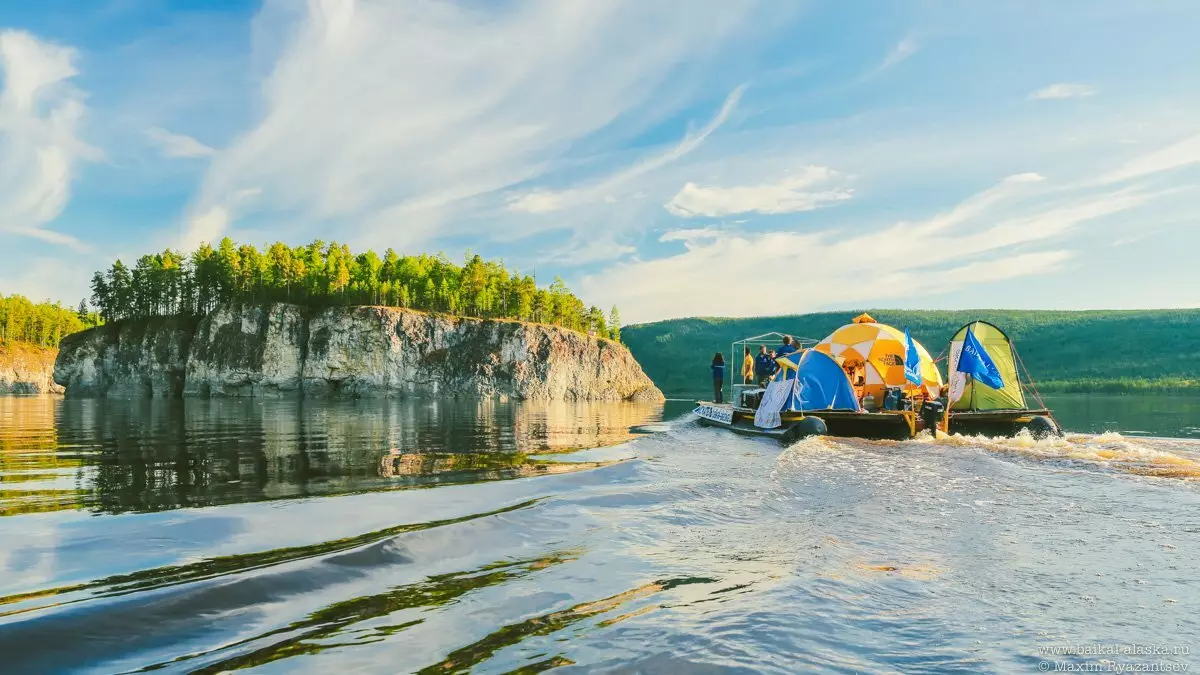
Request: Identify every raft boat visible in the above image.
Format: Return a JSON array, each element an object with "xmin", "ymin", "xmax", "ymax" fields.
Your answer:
[
  {"xmin": 944, "ymin": 321, "xmax": 1061, "ymax": 439},
  {"xmin": 695, "ymin": 316, "xmax": 948, "ymax": 442},
  {"xmin": 695, "ymin": 315, "xmax": 1061, "ymax": 442}
]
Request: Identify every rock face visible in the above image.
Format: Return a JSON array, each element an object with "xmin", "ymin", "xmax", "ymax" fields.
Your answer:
[
  {"xmin": 0, "ymin": 344, "xmax": 63, "ymax": 394},
  {"xmin": 185, "ymin": 304, "xmax": 308, "ymax": 397},
  {"xmin": 54, "ymin": 304, "xmax": 663, "ymax": 402},
  {"xmin": 53, "ymin": 317, "xmax": 200, "ymax": 398}
]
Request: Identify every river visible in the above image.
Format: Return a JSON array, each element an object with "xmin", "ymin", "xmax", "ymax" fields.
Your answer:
[{"xmin": 1, "ymin": 394, "xmax": 1197, "ymax": 674}]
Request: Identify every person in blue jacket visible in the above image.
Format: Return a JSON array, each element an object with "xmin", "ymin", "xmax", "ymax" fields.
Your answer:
[
  {"xmin": 775, "ymin": 335, "xmax": 798, "ymax": 358},
  {"xmin": 754, "ymin": 345, "xmax": 775, "ymax": 386},
  {"xmin": 710, "ymin": 352, "xmax": 725, "ymax": 403}
]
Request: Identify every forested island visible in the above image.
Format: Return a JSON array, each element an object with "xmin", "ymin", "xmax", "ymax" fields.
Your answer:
[
  {"xmin": 86, "ymin": 239, "xmax": 621, "ymax": 341},
  {"xmin": 622, "ymin": 309, "xmax": 1200, "ymax": 396}
]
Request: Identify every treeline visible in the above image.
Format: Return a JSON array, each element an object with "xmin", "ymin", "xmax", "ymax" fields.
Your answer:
[
  {"xmin": 0, "ymin": 295, "xmax": 102, "ymax": 348},
  {"xmin": 89, "ymin": 239, "xmax": 621, "ymax": 341},
  {"xmin": 1038, "ymin": 378, "xmax": 1200, "ymax": 394}
]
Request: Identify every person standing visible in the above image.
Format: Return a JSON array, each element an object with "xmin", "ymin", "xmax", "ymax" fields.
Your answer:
[
  {"xmin": 754, "ymin": 345, "xmax": 775, "ymax": 386},
  {"xmin": 710, "ymin": 352, "xmax": 725, "ymax": 403},
  {"xmin": 742, "ymin": 347, "xmax": 755, "ymax": 385}
]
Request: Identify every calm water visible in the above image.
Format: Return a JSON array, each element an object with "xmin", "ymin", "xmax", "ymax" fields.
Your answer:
[{"xmin": 1, "ymin": 394, "xmax": 1197, "ymax": 674}]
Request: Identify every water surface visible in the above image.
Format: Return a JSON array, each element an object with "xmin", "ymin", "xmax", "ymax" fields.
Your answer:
[{"xmin": 1, "ymin": 394, "xmax": 1197, "ymax": 674}]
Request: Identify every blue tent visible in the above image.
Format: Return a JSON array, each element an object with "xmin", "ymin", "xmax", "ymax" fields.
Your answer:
[{"xmin": 773, "ymin": 349, "xmax": 861, "ymax": 412}]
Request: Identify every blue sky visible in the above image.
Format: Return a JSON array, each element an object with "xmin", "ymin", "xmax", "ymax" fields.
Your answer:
[{"xmin": 2, "ymin": 0, "xmax": 1199, "ymax": 323}]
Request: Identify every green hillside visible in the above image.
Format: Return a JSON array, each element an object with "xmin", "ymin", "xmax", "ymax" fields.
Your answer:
[{"xmin": 622, "ymin": 309, "xmax": 1200, "ymax": 397}]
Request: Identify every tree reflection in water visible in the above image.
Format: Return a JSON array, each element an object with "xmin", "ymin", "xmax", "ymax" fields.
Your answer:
[{"xmin": 0, "ymin": 396, "xmax": 664, "ymax": 516}]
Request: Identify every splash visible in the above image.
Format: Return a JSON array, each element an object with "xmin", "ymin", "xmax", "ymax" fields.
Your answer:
[{"xmin": 927, "ymin": 430, "xmax": 1200, "ymax": 480}]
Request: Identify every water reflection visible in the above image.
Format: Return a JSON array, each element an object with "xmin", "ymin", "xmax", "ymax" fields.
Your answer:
[{"xmin": 0, "ymin": 397, "xmax": 663, "ymax": 517}]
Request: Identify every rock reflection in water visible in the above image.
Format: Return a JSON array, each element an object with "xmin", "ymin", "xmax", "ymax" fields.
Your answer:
[{"xmin": 0, "ymin": 396, "xmax": 663, "ymax": 517}]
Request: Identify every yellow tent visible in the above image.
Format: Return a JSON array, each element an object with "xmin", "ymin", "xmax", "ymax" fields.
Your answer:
[{"xmin": 814, "ymin": 321, "xmax": 943, "ymax": 399}]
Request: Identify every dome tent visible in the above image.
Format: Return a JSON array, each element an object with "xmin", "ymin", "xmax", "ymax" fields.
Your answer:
[
  {"xmin": 813, "ymin": 318, "xmax": 943, "ymax": 399},
  {"xmin": 948, "ymin": 321, "xmax": 1027, "ymax": 411}
]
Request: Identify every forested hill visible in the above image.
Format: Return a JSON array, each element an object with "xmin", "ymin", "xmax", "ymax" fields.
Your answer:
[{"xmin": 621, "ymin": 309, "xmax": 1200, "ymax": 396}]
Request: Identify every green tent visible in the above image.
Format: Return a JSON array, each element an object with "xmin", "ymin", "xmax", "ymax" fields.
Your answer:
[{"xmin": 948, "ymin": 321, "xmax": 1027, "ymax": 411}]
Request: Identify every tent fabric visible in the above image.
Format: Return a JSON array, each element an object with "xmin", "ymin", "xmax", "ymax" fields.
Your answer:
[
  {"xmin": 948, "ymin": 321, "xmax": 1027, "ymax": 411},
  {"xmin": 814, "ymin": 321, "xmax": 943, "ymax": 399},
  {"xmin": 791, "ymin": 350, "xmax": 861, "ymax": 412},
  {"xmin": 765, "ymin": 350, "xmax": 861, "ymax": 414}
]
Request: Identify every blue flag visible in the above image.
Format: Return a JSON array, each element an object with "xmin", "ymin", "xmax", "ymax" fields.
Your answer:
[
  {"xmin": 903, "ymin": 327, "xmax": 922, "ymax": 386},
  {"xmin": 958, "ymin": 326, "xmax": 1004, "ymax": 389}
]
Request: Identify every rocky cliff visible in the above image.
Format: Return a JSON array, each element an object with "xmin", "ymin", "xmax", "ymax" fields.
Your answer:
[
  {"xmin": 1, "ymin": 343, "xmax": 63, "ymax": 394},
  {"xmin": 54, "ymin": 304, "xmax": 663, "ymax": 402}
]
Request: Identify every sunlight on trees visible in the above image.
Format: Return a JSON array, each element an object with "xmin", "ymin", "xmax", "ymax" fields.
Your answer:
[
  {"xmin": 88, "ymin": 239, "xmax": 621, "ymax": 341},
  {"xmin": 0, "ymin": 295, "xmax": 102, "ymax": 347}
]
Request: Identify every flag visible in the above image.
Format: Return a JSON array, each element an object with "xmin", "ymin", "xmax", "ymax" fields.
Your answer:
[
  {"xmin": 957, "ymin": 326, "xmax": 1004, "ymax": 390},
  {"xmin": 903, "ymin": 327, "xmax": 922, "ymax": 386}
]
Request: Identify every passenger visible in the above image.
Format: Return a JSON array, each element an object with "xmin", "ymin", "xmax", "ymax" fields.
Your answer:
[
  {"xmin": 754, "ymin": 345, "xmax": 775, "ymax": 387},
  {"xmin": 710, "ymin": 352, "xmax": 725, "ymax": 403},
  {"xmin": 742, "ymin": 347, "xmax": 754, "ymax": 385},
  {"xmin": 776, "ymin": 335, "xmax": 798, "ymax": 358}
]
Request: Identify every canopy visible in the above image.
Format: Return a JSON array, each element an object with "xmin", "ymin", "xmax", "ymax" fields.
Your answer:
[
  {"xmin": 947, "ymin": 321, "xmax": 1027, "ymax": 411},
  {"xmin": 772, "ymin": 349, "xmax": 861, "ymax": 412},
  {"xmin": 814, "ymin": 320, "xmax": 943, "ymax": 399}
]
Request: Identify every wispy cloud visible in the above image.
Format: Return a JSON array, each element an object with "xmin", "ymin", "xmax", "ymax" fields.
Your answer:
[
  {"xmin": 506, "ymin": 84, "xmax": 747, "ymax": 214},
  {"xmin": 145, "ymin": 126, "xmax": 215, "ymax": 158},
  {"xmin": 584, "ymin": 173, "xmax": 1151, "ymax": 322},
  {"xmin": 1027, "ymin": 83, "xmax": 1098, "ymax": 100},
  {"xmin": 664, "ymin": 166, "xmax": 852, "ymax": 218},
  {"xmin": 658, "ymin": 227, "xmax": 724, "ymax": 243},
  {"xmin": 878, "ymin": 35, "xmax": 919, "ymax": 72},
  {"xmin": 184, "ymin": 0, "xmax": 765, "ymax": 248},
  {"xmin": 0, "ymin": 30, "xmax": 97, "ymax": 251},
  {"xmin": 1096, "ymin": 132, "xmax": 1200, "ymax": 184}
]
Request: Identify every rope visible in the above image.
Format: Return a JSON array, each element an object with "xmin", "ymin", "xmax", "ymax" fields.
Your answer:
[{"xmin": 1013, "ymin": 349, "xmax": 1043, "ymax": 407}]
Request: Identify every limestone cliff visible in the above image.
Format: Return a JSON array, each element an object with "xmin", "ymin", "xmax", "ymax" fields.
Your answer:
[
  {"xmin": 52, "ymin": 317, "xmax": 200, "ymax": 397},
  {"xmin": 54, "ymin": 304, "xmax": 662, "ymax": 402},
  {"xmin": 0, "ymin": 343, "xmax": 63, "ymax": 394}
]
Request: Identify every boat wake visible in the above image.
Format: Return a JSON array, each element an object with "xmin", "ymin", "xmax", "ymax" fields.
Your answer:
[
  {"xmin": 772, "ymin": 427, "xmax": 1200, "ymax": 481},
  {"xmin": 926, "ymin": 430, "xmax": 1200, "ymax": 480}
]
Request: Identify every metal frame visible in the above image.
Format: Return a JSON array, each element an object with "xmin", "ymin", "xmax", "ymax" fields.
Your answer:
[{"xmin": 726, "ymin": 332, "xmax": 819, "ymax": 404}]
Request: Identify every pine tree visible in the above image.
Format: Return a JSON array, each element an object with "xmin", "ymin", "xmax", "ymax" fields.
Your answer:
[{"xmin": 608, "ymin": 306, "xmax": 621, "ymax": 343}]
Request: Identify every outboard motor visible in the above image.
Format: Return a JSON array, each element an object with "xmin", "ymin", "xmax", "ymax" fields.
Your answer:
[{"xmin": 920, "ymin": 399, "xmax": 945, "ymax": 433}]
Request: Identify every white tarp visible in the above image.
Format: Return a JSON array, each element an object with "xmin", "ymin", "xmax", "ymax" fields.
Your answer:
[{"xmin": 754, "ymin": 378, "xmax": 794, "ymax": 429}]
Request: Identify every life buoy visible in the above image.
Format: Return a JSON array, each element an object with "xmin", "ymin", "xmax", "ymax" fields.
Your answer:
[
  {"xmin": 1026, "ymin": 415, "xmax": 1060, "ymax": 440},
  {"xmin": 784, "ymin": 416, "xmax": 828, "ymax": 443}
]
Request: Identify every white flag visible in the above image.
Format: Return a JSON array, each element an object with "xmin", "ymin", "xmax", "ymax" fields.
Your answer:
[{"xmin": 947, "ymin": 340, "xmax": 967, "ymax": 405}]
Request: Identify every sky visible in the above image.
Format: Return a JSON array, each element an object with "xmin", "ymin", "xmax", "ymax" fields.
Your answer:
[{"xmin": 1, "ymin": 0, "xmax": 1199, "ymax": 324}]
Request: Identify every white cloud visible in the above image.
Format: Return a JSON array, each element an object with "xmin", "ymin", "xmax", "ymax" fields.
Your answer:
[
  {"xmin": 187, "ymin": 205, "xmax": 230, "ymax": 244},
  {"xmin": 1027, "ymin": 83, "xmax": 1098, "ymax": 100},
  {"xmin": 878, "ymin": 36, "xmax": 919, "ymax": 72},
  {"xmin": 584, "ymin": 174, "xmax": 1152, "ymax": 322},
  {"xmin": 0, "ymin": 30, "xmax": 98, "ymax": 251},
  {"xmin": 184, "ymin": 0, "xmax": 766, "ymax": 247},
  {"xmin": 506, "ymin": 84, "xmax": 747, "ymax": 214},
  {"xmin": 664, "ymin": 166, "xmax": 853, "ymax": 218},
  {"xmin": 1096, "ymin": 132, "xmax": 1200, "ymax": 184},
  {"xmin": 145, "ymin": 126, "xmax": 215, "ymax": 158},
  {"xmin": 659, "ymin": 227, "xmax": 723, "ymax": 242},
  {"xmin": 0, "ymin": 256, "xmax": 93, "ymax": 303}
]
